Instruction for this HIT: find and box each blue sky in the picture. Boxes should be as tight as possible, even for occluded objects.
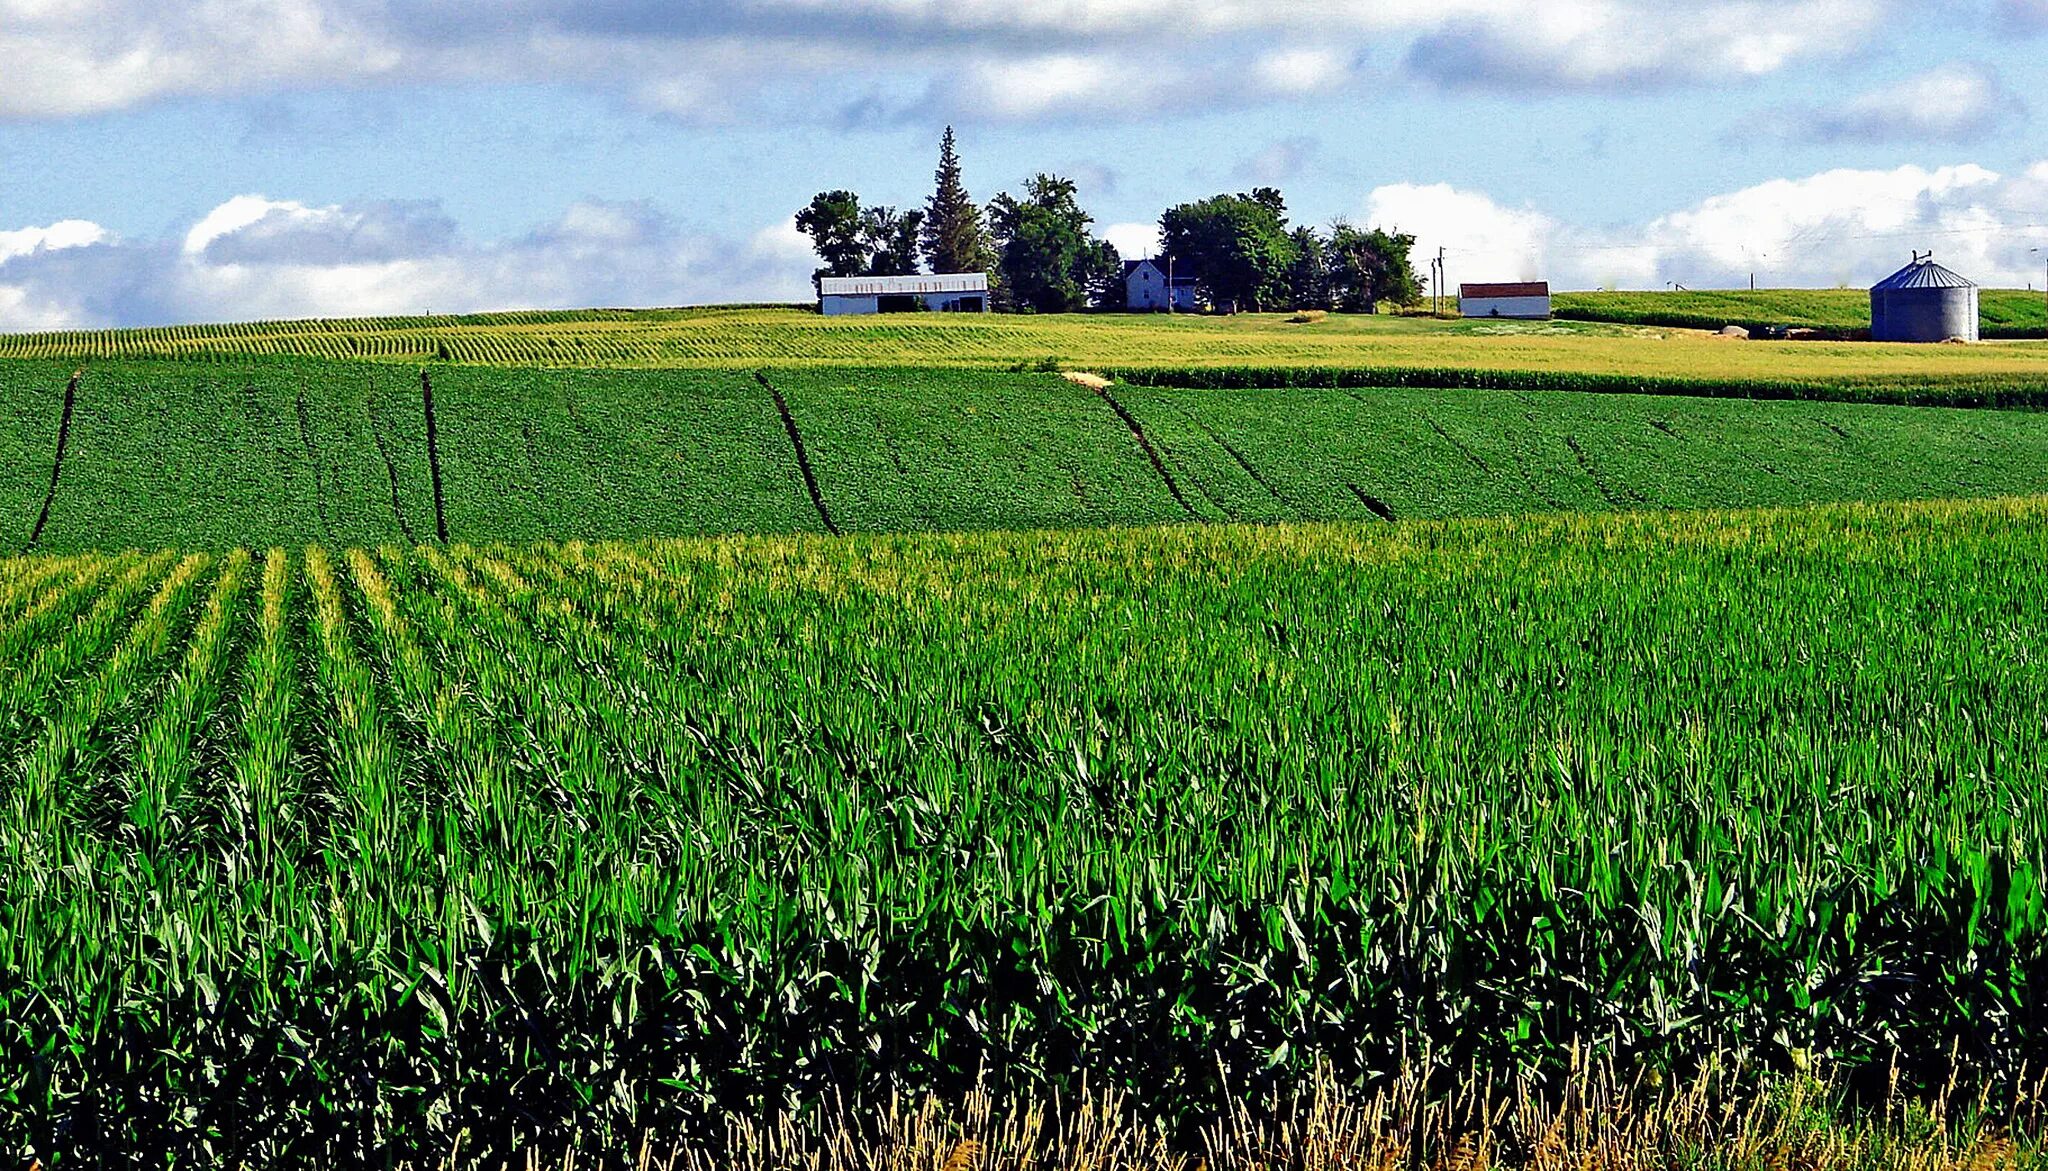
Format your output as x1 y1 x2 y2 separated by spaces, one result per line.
3 0 2047 327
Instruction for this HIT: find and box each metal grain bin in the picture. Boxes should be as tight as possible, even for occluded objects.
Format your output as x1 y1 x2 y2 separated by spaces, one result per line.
1871 255 1979 343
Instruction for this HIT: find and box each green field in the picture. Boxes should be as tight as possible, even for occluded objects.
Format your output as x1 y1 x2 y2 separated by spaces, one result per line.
4 500 2047 1164
7 306 2048 1166
1556 287 2048 337
9 357 2048 550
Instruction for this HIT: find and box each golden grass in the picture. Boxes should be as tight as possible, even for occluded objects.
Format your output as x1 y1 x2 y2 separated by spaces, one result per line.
4 307 2048 382
463 1061 2048 1171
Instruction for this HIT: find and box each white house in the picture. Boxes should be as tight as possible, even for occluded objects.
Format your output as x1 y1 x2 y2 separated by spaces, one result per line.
1458 281 1551 320
1124 259 1202 313
819 273 989 316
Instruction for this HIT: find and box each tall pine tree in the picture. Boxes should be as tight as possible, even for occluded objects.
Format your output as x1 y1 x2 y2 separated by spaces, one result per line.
921 127 992 276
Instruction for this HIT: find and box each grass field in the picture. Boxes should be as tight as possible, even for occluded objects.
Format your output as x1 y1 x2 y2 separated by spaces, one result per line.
4 499 2047 1165
7 357 2048 549
3 305 2048 386
1556 288 2048 337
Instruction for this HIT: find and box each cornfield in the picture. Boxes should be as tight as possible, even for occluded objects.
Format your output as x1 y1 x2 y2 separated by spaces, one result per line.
2 306 2047 388
3 499 2048 1165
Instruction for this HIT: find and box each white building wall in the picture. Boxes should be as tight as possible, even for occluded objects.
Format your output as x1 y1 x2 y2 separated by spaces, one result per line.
1127 263 1167 311
821 295 880 316
1459 295 1551 320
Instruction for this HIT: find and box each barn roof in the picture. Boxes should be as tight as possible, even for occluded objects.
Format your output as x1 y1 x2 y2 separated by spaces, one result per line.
1871 259 1977 292
819 273 988 296
1460 282 1550 299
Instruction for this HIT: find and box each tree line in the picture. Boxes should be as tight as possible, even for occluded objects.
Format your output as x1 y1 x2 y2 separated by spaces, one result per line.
796 129 1422 314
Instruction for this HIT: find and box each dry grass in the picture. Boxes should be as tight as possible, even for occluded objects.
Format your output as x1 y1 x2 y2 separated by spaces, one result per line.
460 1061 2048 1171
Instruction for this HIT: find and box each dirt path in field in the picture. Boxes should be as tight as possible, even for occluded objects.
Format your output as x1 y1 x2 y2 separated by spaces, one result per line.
1063 371 1200 520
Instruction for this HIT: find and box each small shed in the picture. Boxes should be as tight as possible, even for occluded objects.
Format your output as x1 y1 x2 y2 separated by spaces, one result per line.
1870 255 1977 343
1459 282 1551 320
819 273 989 316
1124 258 1201 313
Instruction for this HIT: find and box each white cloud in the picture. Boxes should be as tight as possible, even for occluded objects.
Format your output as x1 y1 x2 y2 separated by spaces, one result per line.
1407 0 1889 91
1805 64 2023 143
1102 221 1161 261
1357 161 2048 293
0 194 813 330
0 219 110 264
1252 48 1354 95
1362 183 1557 289
0 0 1901 123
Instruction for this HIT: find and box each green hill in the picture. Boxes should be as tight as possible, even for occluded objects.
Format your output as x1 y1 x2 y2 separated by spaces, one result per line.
10 357 2048 551
1555 287 2048 337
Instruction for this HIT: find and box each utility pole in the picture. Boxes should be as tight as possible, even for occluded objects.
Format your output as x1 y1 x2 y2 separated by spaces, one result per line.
1167 255 1175 316
1436 247 1447 316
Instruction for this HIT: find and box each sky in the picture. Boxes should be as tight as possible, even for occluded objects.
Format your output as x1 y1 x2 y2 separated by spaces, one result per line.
3 0 2048 328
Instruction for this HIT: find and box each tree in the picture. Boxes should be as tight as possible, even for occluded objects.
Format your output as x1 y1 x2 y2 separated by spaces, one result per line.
862 206 926 277
1284 225 1332 310
796 191 869 287
987 174 1121 314
1327 221 1421 313
797 191 929 283
1158 190 1299 312
922 127 993 276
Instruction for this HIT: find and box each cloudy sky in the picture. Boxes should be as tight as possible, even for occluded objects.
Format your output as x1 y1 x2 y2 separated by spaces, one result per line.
3 0 2048 328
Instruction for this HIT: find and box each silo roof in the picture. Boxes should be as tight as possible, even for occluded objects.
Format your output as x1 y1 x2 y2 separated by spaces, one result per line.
1872 259 1978 291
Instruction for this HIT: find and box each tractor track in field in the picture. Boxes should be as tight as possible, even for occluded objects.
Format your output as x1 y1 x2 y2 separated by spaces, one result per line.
1424 414 1493 473
1346 484 1397 522
25 369 81 551
757 371 841 536
366 390 419 546
1068 373 1199 521
1565 435 1649 509
294 388 334 542
1195 419 1290 508
421 369 450 543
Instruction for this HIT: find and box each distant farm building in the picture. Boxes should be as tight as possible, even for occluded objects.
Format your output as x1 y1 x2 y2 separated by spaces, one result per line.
818 273 989 316
1124 258 1202 312
1871 255 1978 343
1459 282 1552 320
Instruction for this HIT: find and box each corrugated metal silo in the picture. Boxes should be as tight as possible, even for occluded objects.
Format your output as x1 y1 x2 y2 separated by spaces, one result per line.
1870 255 1979 343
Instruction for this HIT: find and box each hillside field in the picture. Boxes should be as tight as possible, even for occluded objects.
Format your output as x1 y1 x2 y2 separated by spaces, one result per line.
1555 287 2048 337
2 305 2048 386
6 359 2048 548
4 500 2048 1164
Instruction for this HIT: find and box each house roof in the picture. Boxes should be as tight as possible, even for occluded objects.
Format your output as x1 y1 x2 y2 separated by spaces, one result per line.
1460 282 1550 299
1871 258 1976 292
1124 258 1199 286
819 272 988 297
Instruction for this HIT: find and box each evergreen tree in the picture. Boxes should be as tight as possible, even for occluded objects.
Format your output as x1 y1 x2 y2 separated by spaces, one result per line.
921 127 993 275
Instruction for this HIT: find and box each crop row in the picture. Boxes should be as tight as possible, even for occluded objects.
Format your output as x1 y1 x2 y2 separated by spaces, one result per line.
14 359 2048 553
5 307 2048 390
2 499 2048 1164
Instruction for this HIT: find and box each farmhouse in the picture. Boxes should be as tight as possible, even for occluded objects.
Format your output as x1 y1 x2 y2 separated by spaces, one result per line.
818 273 989 316
1124 258 1202 312
1459 282 1552 320
1870 255 1978 343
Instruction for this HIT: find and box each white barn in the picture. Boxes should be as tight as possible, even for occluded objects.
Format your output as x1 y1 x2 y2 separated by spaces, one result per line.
1459 281 1551 320
1124 259 1201 313
819 273 989 316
